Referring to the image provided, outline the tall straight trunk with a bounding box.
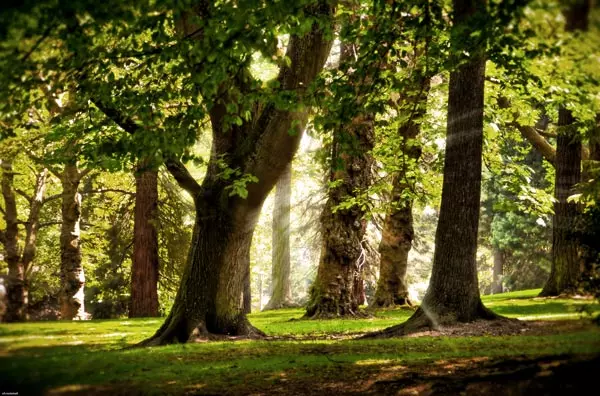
[305,112,375,318]
[1,162,47,322]
[540,0,589,297]
[540,109,582,296]
[59,164,86,320]
[130,164,160,317]
[364,0,494,338]
[372,76,430,308]
[264,163,293,310]
[492,247,504,294]
[132,5,333,345]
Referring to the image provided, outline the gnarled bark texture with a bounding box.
[132,4,334,345]
[264,163,293,310]
[130,165,160,318]
[372,76,429,308]
[1,162,47,322]
[59,164,86,320]
[364,0,497,338]
[305,101,375,318]
[540,0,589,297]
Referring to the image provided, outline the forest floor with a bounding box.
[0,289,599,395]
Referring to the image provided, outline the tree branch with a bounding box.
[83,188,135,196]
[511,123,556,166]
[165,159,202,196]
[15,189,32,203]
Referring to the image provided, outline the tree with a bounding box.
[371,74,430,308]
[129,163,160,318]
[131,3,334,344]
[540,0,591,296]
[1,161,48,322]
[264,163,293,310]
[304,40,376,318]
[365,0,497,337]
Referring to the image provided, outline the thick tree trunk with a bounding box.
[130,165,160,317]
[540,0,589,297]
[264,163,293,310]
[1,162,47,322]
[492,247,504,294]
[364,0,497,338]
[305,114,375,318]
[140,191,264,344]
[59,164,86,320]
[540,109,582,296]
[373,184,413,307]
[372,76,429,308]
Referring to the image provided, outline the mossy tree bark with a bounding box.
[95,3,334,343]
[364,0,497,338]
[305,40,375,318]
[1,162,47,322]
[539,1,590,297]
[372,75,429,309]
[58,163,87,320]
[264,163,293,310]
[129,163,160,318]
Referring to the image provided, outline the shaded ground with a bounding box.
[1,289,599,395]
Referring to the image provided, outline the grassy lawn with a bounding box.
[0,289,599,395]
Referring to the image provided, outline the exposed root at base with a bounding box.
[359,308,522,339]
[136,319,267,347]
[302,308,373,320]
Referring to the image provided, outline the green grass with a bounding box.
[0,289,599,395]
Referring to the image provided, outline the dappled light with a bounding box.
[1,0,599,394]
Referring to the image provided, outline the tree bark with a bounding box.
[1,162,47,322]
[264,163,293,310]
[539,0,589,297]
[129,164,160,318]
[492,247,504,294]
[243,265,251,314]
[136,4,334,344]
[372,75,430,308]
[363,0,497,338]
[540,109,582,296]
[59,164,86,320]
[305,111,375,318]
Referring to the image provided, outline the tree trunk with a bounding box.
[130,165,160,317]
[539,0,589,297]
[540,109,582,296]
[243,265,251,314]
[372,75,429,308]
[363,0,496,338]
[264,163,293,310]
[1,161,25,322]
[492,247,504,294]
[305,113,375,318]
[59,164,86,320]
[1,162,47,322]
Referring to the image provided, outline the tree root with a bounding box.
[359,304,519,339]
[135,315,267,347]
